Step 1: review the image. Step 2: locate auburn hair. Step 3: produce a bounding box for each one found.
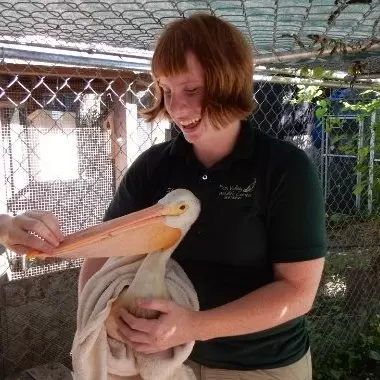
[141,13,255,128]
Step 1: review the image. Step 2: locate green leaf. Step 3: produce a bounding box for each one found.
[316,107,327,119]
[360,89,376,96]
[358,146,370,157]
[353,183,366,196]
[315,89,323,98]
[300,67,309,77]
[313,66,326,79]
[331,134,347,145]
[317,99,328,107]
[369,350,380,361]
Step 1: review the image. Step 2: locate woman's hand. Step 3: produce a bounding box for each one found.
[115,298,199,354]
[0,211,64,255]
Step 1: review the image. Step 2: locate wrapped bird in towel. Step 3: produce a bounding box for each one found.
[37,189,200,380]
[72,255,199,380]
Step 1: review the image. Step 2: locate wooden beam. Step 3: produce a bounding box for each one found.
[0,63,152,82]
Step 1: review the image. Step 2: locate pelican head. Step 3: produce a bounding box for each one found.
[27,189,201,259]
[158,188,200,238]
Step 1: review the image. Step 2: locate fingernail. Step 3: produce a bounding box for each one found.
[26,251,38,259]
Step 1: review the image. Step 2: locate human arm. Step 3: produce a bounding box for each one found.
[193,257,324,340]
[114,257,324,352]
[78,257,109,293]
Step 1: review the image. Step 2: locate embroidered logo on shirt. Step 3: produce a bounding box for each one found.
[219,180,256,200]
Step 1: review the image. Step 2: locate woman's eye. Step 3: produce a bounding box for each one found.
[186,88,198,94]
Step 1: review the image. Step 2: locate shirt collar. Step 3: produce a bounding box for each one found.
[169,118,256,166]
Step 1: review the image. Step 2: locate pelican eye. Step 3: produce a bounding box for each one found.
[164,201,189,216]
[178,202,188,212]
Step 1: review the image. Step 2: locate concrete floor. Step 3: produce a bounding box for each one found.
[5,363,72,380]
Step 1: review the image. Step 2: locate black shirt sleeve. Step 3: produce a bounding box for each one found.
[267,147,327,263]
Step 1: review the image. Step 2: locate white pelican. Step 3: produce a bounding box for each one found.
[102,189,201,337]
[28,189,201,379]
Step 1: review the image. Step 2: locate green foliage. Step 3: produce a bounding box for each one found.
[312,312,380,380]
[290,85,323,104]
[296,70,380,379]
[298,66,333,80]
[343,90,380,116]
[324,248,375,274]
[291,76,380,212]
[309,248,380,380]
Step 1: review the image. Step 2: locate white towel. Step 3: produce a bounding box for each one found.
[72,256,199,380]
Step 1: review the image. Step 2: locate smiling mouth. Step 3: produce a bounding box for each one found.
[179,117,201,130]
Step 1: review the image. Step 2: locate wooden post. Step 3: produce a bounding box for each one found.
[110,78,128,189]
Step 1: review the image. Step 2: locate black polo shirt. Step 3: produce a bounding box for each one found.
[104,119,327,370]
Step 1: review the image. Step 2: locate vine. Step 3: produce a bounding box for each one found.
[291,67,380,213]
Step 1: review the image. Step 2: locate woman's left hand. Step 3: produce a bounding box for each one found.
[115,298,199,354]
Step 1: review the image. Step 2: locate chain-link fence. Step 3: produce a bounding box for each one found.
[0,1,379,378]
[0,61,378,378]
[0,67,172,376]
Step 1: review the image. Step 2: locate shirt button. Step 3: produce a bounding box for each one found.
[202,174,208,180]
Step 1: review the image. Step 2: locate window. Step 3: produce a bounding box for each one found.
[28,110,79,181]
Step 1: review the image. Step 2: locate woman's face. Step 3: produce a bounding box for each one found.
[158,51,207,144]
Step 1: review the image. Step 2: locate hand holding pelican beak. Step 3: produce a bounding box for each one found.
[26,190,196,260]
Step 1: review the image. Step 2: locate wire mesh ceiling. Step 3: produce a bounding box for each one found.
[0,0,379,69]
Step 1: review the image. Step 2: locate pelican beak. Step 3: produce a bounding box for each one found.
[27,203,184,259]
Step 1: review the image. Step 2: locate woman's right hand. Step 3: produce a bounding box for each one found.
[0,210,64,255]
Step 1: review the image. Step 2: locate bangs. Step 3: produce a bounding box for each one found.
[151,23,193,79]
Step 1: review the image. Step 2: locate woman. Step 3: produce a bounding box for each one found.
[0,14,326,379]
